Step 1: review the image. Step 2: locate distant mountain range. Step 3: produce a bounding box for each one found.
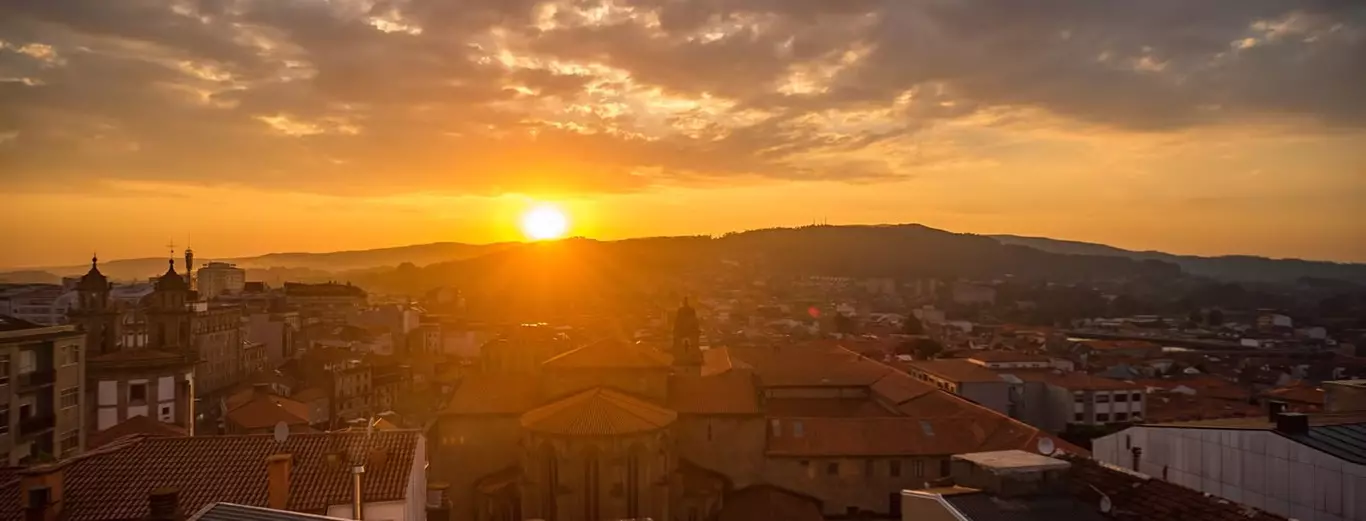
[0,242,510,284]
[3,226,1360,286]
[992,235,1366,284]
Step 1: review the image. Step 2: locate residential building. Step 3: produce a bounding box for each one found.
[196,262,246,299]
[1,430,427,520]
[0,285,74,327]
[0,316,86,465]
[901,449,1287,521]
[240,340,268,376]
[1091,411,1366,521]
[192,303,244,396]
[282,282,367,324]
[245,309,301,367]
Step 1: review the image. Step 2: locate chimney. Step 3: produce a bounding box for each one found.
[426,482,451,521]
[949,450,1072,498]
[1275,412,1310,435]
[1130,447,1143,472]
[147,487,181,521]
[266,454,293,511]
[19,464,64,521]
[1267,400,1288,421]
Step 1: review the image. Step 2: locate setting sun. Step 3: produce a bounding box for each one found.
[520,204,569,241]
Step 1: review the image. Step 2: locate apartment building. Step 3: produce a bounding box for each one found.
[0,316,85,465]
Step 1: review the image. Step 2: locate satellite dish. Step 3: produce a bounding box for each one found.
[1099,494,1113,513]
[1037,437,1056,456]
[273,421,290,443]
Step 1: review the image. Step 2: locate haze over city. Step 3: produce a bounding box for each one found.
[3,1,1365,267]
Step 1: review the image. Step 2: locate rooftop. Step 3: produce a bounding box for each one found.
[541,338,673,369]
[668,370,761,415]
[905,359,1011,383]
[520,387,677,436]
[86,415,188,450]
[0,431,421,521]
[1148,411,1366,465]
[188,503,349,521]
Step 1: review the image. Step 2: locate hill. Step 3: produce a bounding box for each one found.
[992,235,1366,284]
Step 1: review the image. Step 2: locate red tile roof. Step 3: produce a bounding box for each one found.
[1019,371,1143,391]
[668,370,760,415]
[1263,384,1326,406]
[765,398,897,417]
[869,371,939,404]
[226,394,312,431]
[0,431,420,521]
[966,350,1051,364]
[541,338,672,369]
[766,415,1078,458]
[442,375,542,415]
[1142,391,1264,424]
[520,387,677,435]
[729,344,894,387]
[86,415,187,450]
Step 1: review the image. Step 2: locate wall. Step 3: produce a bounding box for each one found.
[435,416,523,521]
[327,500,411,521]
[674,415,766,487]
[762,456,950,517]
[959,381,1011,417]
[1094,426,1366,521]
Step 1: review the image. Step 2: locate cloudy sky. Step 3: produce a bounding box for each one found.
[1,0,1363,267]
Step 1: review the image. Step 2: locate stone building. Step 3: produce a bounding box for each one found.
[434,301,1077,521]
[0,316,86,465]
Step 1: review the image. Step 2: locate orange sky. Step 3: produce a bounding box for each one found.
[1,1,1363,267]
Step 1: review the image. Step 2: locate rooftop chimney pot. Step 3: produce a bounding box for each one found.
[1275,412,1310,434]
[266,454,293,511]
[147,487,181,521]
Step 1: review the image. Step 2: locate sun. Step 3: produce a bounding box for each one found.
[520,204,569,241]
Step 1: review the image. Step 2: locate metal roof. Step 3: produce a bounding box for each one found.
[189,503,349,521]
[1279,422,1366,465]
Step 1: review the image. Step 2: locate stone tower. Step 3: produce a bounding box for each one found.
[69,255,119,355]
[147,258,192,352]
[672,298,701,370]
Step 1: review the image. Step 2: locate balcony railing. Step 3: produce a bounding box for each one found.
[19,414,56,436]
[18,370,56,390]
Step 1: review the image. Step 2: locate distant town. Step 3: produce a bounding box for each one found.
[1,230,1364,521]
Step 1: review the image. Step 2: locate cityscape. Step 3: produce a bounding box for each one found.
[2,1,1365,521]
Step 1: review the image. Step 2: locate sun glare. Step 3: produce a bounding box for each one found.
[521,204,569,241]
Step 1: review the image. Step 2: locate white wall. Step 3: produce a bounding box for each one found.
[1094,426,1366,521]
[326,500,411,521]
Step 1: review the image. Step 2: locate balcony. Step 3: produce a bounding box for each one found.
[19,414,56,436]
[18,370,56,390]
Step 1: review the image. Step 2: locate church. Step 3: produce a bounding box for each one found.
[433,300,1075,521]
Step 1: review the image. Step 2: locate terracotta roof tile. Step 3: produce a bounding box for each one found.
[966,350,1052,364]
[520,387,677,435]
[442,375,542,415]
[1143,391,1264,424]
[701,347,733,376]
[0,431,420,521]
[869,371,938,404]
[668,370,760,415]
[226,394,312,431]
[765,398,896,417]
[87,415,188,449]
[541,338,672,369]
[729,344,893,387]
[766,415,1077,458]
[1263,384,1326,406]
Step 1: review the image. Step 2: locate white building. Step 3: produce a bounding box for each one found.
[1092,412,1366,521]
[196,262,247,298]
[0,285,76,326]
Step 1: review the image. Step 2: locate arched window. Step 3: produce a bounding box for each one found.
[626,444,643,517]
[539,443,558,521]
[583,446,600,521]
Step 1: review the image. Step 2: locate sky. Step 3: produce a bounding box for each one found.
[1,0,1364,268]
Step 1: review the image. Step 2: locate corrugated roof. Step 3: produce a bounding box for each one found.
[520,387,677,435]
[188,503,349,521]
[1280,422,1366,465]
[0,431,420,521]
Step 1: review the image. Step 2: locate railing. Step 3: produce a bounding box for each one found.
[18,370,56,389]
[19,414,56,436]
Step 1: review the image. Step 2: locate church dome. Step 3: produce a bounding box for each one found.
[77,256,109,292]
[155,259,188,291]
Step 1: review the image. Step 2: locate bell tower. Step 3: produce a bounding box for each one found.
[672,298,701,371]
[70,255,119,355]
[147,257,192,351]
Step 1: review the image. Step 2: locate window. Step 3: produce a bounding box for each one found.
[1096,413,1110,422]
[792,420,804,438]
[129,382,148,404]
[62,344,80,366]
[1114,412,1128,422]
[1132,392,1143,402]
[1072,393,1084,404]
[889,460,902,477]
[939,459,951,476]
[1074,413,1084,422]
[706,422,713,441]
[60,429,80,457]
[1115,393,1129,402]
[826,462,839,476]
[0,355,8,386]
[770,419,782,436]
[0,406,8,435]
[912,460,924,477]
[18,350,35,374]
[60,387,79,409]
[865,460,875,477]
[1095,393,1110,403]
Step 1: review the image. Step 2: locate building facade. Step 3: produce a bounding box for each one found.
[0,318,86,465]
[196,262,246,299]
